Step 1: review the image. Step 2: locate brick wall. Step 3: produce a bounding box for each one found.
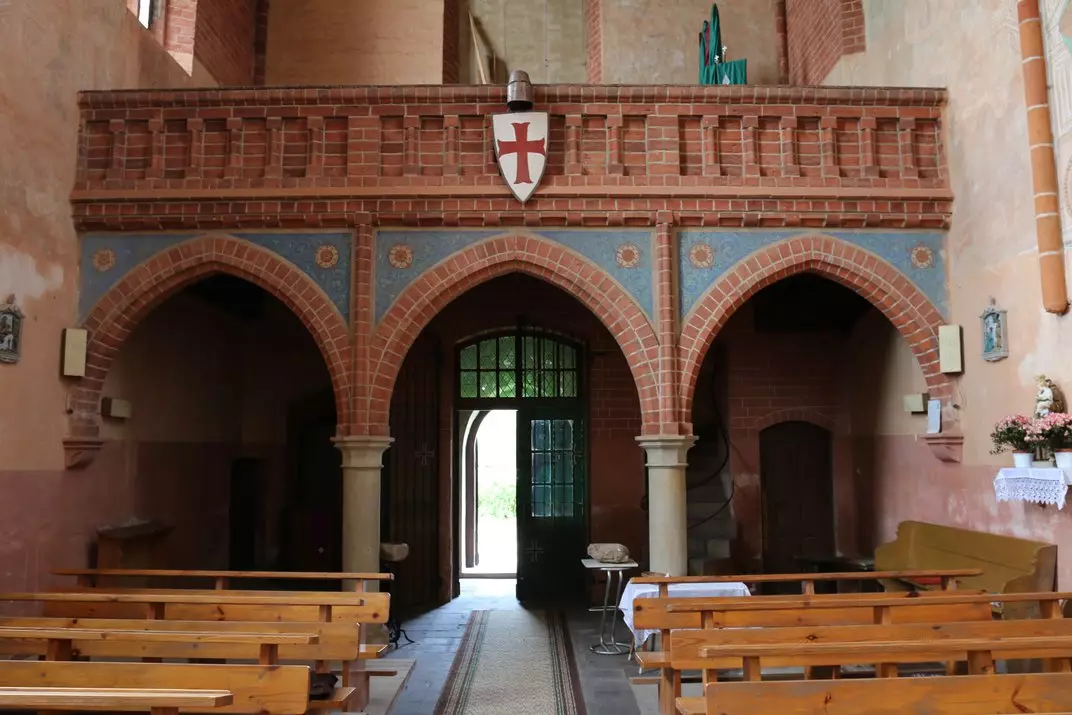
[254,0,271,85]
[786,0,865,85]
[442,0,459,83]
[194,0,257,85]
[585,0,602,83]
[72,85,951,232]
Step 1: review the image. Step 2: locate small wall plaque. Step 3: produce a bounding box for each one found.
[981,303,1008,362]
[0,295,23,364]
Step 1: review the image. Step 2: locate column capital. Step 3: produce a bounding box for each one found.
[636,434,696,468]
[333,435,394,469]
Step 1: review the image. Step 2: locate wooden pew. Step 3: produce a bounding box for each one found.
[0,616,376,666]
[684,672,1072,715]
[636,590,994,715]
[0,660,318,714]
[0,626,318,665]
[0,591,389,711]
[630,568,982,596]
[53,569,393,592]
[0,686,232,715]
[670,616,1072,679]
[0,590,389,623]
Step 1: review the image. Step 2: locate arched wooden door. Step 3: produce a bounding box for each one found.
[759,421,835,577]
[455,329,588,604]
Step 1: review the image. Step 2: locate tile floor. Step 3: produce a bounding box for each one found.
[384,578,642,714]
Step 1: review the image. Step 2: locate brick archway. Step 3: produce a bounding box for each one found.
[679,234,950,426]
[70,235,353,441]
[366,234,660,435]
[752,409,839,435]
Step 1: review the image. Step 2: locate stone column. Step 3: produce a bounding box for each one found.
[334,435,394,578]
[636,435,696,577]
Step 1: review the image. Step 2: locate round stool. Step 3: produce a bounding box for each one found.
[379,542,413,648]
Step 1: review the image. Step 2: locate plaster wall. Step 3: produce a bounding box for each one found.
[0,3,191,474]
[459,0,586,84]
[265,0,445,85]
[825,0,1072,582]
[599,0,781,85]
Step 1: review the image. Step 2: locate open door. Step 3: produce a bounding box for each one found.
[516,409,587,603]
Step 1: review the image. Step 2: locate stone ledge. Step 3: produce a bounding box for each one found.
[921,433,964,463]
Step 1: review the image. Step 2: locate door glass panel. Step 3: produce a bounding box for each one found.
[553,419,573,449]
[460,371,477,398]
[531,419,549,451]
[479,339,497,369]
[479,372,496,398]
[460,344,477,369]
[498,371,516,398]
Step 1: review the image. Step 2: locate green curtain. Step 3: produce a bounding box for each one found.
[699,4,747,85]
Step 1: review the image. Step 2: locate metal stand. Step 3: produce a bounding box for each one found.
[589,567,631,655]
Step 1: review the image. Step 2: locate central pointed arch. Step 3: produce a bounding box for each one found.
[678,234,950,427]
[366,234,660,435]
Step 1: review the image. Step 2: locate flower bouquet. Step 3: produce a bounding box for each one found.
[990,415,1034,467]
[1029,412,1072,469]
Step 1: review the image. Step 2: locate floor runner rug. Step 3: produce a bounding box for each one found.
[434,610,587,714]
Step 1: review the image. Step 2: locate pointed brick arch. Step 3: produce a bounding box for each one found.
[70,234,353,441]
[679,234,950,427]
[365,234,660,435]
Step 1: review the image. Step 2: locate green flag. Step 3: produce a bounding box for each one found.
[698,4,747,85]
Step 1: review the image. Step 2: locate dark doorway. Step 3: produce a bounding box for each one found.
[282,391,341,575]
[759,421,835,592]
[229,458,264,570]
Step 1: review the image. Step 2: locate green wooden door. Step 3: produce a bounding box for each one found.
[516,409,587,603]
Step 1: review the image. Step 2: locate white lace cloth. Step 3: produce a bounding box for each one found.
[994,468,1070,509]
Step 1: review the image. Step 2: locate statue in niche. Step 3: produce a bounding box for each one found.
[980,303,1008,362]
[0,296,22,364]
[1034,374,1066,420]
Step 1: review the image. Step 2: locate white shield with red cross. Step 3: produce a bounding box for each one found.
[492,112,549,204]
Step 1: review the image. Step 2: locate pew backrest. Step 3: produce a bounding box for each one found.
[0,660,311,715]
[631,568,982,594]
[704,672,1072,715]
[53,569,393,591]
[0,617,360,662]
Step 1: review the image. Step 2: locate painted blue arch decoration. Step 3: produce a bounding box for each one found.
[374,229,655,324]
[79,231,353,322]
[678,229,948,320]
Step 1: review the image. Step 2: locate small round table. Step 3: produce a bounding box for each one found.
[581,557,638,655]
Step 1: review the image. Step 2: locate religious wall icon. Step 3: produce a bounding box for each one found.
[0,295,23,364]
[980,303,1008,362]
[492,70,548,205]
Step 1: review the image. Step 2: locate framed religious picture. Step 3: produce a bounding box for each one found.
[980,304,1008,362]
[0,295,23,364]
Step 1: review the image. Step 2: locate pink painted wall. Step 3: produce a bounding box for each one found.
[823,0,1072,585]
[0,1,193,594]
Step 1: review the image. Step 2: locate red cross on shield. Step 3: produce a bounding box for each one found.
[492,112,549,204]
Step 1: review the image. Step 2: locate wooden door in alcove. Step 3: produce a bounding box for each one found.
[760,421,835,592]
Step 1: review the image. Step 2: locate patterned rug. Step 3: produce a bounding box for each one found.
[435,610,587,714]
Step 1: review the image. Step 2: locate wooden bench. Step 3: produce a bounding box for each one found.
[678,672,1072,715]
[876,522,1057,613]
[0,626,318,665]
[636,591,994,715]
[0,591,390,711]
[0,616,376,665]
[670,616,1072,679]
[53,569,393,592]
[0,686,232,715]
[0,590,391,624]
[630,568,982,596]
[0,660,334,714]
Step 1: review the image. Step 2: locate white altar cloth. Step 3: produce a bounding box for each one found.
[618,580,751,645]
[994,467,1070,510]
